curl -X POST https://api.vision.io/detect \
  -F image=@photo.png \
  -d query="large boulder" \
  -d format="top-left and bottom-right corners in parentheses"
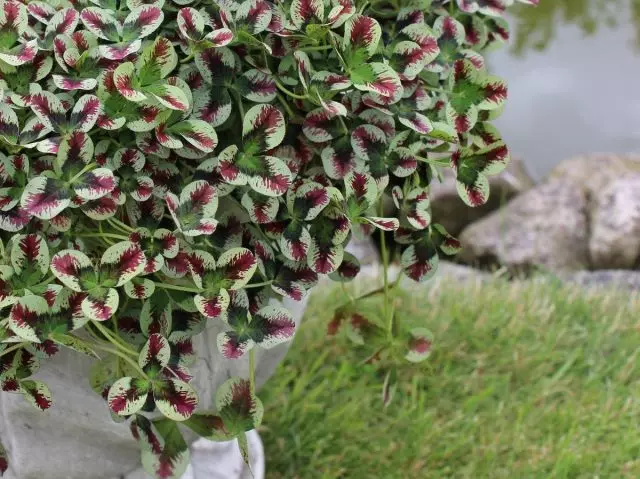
top-left (458, 179), bottom-right (590, 272)
top-left (430, 157), bottom-right (535, 237)
top-left (589, 175), bottom-right (640, 269)
top-left (547, 153), bottom-right (640, 202)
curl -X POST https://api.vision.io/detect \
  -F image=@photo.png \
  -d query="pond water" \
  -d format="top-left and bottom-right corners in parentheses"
top-left (490, 12), bottom-right (640, 180)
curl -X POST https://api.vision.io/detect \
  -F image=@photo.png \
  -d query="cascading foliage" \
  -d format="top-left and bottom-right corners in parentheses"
top-left (0, 0), bottom-right (536, 476)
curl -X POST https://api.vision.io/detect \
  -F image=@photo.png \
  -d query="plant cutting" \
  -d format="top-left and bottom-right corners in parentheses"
top-left (0, 0), bottom-right (536, 477)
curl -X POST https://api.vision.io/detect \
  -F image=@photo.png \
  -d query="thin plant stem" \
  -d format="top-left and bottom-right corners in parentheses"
top-left (155, 282), bottom-right (203, 293)
top-left (106, 218), bottom-right (132, 234)
top-left (392, 270), bottom-right (403, 289)
top-left (232, 89), bottom-right (245, 121)
top-left (35, 275), bottom-right (55, 287)
top-left (415, 155), bottom-right (449, 167)
top-left (77, 233), bottom-right (130, 241)
top-left (0, 342), bottom-right (27, 358)
top-left (108, 217), bottom-right (135, 233)
top-left (85, 323), bottom-right (104, 344)
top-left (244, 280), bottom-right (273, 289)
top-left (277, 92), bottom-right (296, 119)
top-left (300, 45), bottom-right (333, 52)
top-left (378, 201), bottom-right (392, 337)
top-left (338, 116), bottom-right (349, 135)
top-left (341, 281), bottom-right (355, 303)
top-left (92, 342), bottom-right (149, 381)
top-left (68, 163), bottom-right (96, 184)
top-left (249, 349), bottom-right (256, 396)
top-left (92, 321), bottom-right (138, 357)
top-left (274, 79), bottom-right (308, 100)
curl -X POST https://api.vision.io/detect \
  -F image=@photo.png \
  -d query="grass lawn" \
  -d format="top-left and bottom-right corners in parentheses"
top-left (259, 274), bottom-right (640, 478)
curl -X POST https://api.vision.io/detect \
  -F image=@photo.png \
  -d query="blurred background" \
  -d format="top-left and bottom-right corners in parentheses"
top-left (493, 0), bottom-right (640, 179)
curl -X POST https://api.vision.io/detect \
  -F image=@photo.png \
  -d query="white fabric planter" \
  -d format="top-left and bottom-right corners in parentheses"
top-left (0, 296), bottom-right (307, 479)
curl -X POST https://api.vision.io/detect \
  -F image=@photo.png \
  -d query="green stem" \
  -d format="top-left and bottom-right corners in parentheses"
top-left (35, 275), bottom-right (55, 287)
top-left (77, 233), bottom-right (130, 241)
top-left (106, 218), bottom-right (132, 234)
top-left (249, 349), bottom-right (256, 396)
top-left (277, 92), bottom-right (296, 119)
top-left (98, 221), bottom-right (115, 246)
top-left (358, 1), bottom-right (370, 14)
top-left (68, 162), bottom-right (96, 184)
top-left (378, 201), bottom-right (392, 337)
top-left (338, 116), bottom-right (349, 136)
top-left (299, 45), bottom-right (333, 52)
top-left (392, 270), bottom-right (403, 289)
top-left (0, 342), bottom-right (27, 358)
top-left (154, 282), bottom-right (203, 293)
top-left (85, 323), bottom-right (104, 344)
top-left (244, 280), bottom-right (272, 289)
top-left (232, 89), bottom-right (245, 122)
top-left (92, 321), bottom-right (138, 357)
top-left (92, 343), bottom-right (149, 381)
top-left (415, 155), bottom-right (450, 167)
top-left (275, 79), bottom-right (308, 100)
top-left (341, 281), bottom-right (355, 303)
top-left (108, 218), bottom-right (135, 233)
top-left (180, 53), bottom-right (194, 64)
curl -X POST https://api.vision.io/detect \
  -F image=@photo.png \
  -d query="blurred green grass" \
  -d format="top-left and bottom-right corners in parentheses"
top-left (260, 276), bottom-right (640, 478)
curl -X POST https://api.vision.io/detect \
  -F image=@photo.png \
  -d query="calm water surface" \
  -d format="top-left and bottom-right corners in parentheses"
top-left (490, 13), bottom-right (640, 180)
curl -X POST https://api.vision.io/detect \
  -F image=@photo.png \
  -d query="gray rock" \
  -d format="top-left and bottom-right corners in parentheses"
top-left (0, 296), bottom-right (307, 479)
top-left (458, 179), bottom-right (590, 272)
top-left (547, 154), bottom-right (640, 204)
top-left (345, 236), bottom-right (379, 265)
top-left (430, 156), bottom-right (535, 237)
top-left (589, 175), bottom-right (640, 269)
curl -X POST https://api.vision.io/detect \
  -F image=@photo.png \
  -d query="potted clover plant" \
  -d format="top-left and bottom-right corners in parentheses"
top-left (0, 0), bottom-right (536, 477)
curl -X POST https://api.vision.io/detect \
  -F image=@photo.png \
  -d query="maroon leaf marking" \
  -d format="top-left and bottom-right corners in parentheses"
top-left (156, 379), bottom-right (198, 418)
top-left (223, 250), bottom-right (256, 281)
top-left (409, 336), bottom-right (432, 355)
top-left (348, 15), bottom-right (377, 51)
top-left (116, 244), bottom-right (145, 278)
top-left (22, 382), bottom-right (52, 411)
top-left (18, 234), bottom-right (41, 264)
top-left (220, 335), bottom-right (249, 359)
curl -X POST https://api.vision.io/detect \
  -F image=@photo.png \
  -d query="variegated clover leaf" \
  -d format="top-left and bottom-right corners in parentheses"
top-left (0, 0), bottom-right (534, 475)
top-left (108, 333), bottom-right (198, 421)
top-left (216, 290), bottom-right (296, 359)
